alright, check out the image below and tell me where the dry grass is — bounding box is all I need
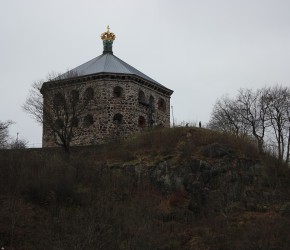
[101,127,260,164]
[0,127,289,249]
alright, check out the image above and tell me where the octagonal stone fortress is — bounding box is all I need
[41,26,173,147]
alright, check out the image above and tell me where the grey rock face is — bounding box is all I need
[119,157,259,215]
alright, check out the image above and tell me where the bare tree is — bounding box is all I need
[208,95,249,136]
[264,86,290,162]
[0,120,14,148]
[23,71,89,153]
[9,138,28,149]
[209,85,290,162]
[208,88,270,153]
[234,88,271,153]
[23,81,44,124]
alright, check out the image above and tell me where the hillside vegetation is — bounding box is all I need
[0,127,290,250]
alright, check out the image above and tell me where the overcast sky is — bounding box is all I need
[1,0,290,147]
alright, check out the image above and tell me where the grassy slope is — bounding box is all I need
[0,127,290,250]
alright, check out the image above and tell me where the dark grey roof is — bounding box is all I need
[62,53,166,88]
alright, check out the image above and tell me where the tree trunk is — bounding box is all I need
[257,138,264,154]
[286,127,290,165]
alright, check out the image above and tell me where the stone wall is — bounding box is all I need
[42,76,172,147]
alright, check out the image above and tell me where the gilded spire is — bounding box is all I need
[101,25,115,54]
[101,25,116,41]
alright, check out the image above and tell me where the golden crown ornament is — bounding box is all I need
[101,25,116,41]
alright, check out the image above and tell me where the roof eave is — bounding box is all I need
[41,72,173,96]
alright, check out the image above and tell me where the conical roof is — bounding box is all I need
[65,53,164,88]
[56,27,172,93]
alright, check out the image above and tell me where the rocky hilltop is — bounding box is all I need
[0,127,290,249]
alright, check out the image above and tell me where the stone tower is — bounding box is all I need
[41,26,173,147]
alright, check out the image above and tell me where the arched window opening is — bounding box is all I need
[149,95,155,109]
[55,118,64,130]
[113,86,123,98]
[70,90,79,104]
[83,114,94,127]
[158,98,166,112]
[113,113,123,125]
[53,93,65,108]
[84,87,94,101]
[157,121,164,127]
[71,116,79,127]
[138,90,145,103]
[138,116,146,128]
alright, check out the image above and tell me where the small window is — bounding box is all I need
[113,113,123,125]
[138,90,145,103]
[55,118,64,130]
[158,98,166,112]
[83,114,94,127]
[149,95,155,108]
[70,90,79,104]
[138,116,146,128]
[113,86,123,98]
[53,93,65,108]
[71,116,79,127]
[84,87,94,101]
